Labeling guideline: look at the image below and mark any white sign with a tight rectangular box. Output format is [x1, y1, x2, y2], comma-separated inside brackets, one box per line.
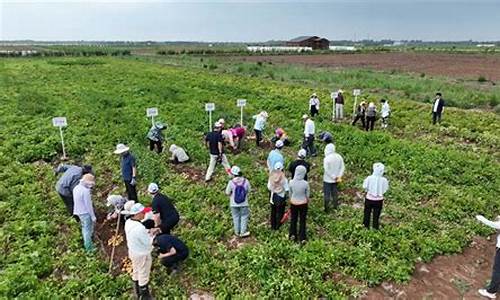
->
[52, 117, 67, 127]
[146, 107, 158, 117]
[205, 103, 215, 112]
[237, 99, 247, 107]
[353, 89, 361, 96]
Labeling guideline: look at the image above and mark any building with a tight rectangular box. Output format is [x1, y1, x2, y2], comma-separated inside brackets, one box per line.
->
[287, 36, 330, 50]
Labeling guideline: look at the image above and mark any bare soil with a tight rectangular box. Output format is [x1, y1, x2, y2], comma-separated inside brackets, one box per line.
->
[363, 236, 496, 299]
[240, 53, 500, 81]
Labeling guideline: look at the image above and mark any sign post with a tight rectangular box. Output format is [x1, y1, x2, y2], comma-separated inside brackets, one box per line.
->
[353, 89, 361, 116]
[236, 99, 247, 125]
[331, 92, 338, 121]
[146, 107, 158, 126]
[52, 117, 68, 159]
[205, 103, 215, 131]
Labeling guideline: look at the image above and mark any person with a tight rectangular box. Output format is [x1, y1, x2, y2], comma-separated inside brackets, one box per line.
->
[114, 144, 138, 200]
[146, 122, 166, 154]
[365, 102, 377, 131]
[225, 166, 251, 237]
[289, 166, 309, 243]
[267, 162, 289, 230]
[380, 99, 391, 129]
[352, 101, 366, 128]
[288, 149, 310, 181]
[230, 124, 246, 149]
[106, 194, 127, 220]
[217, 118, 226, 129]
[267, 140, 285, 172]
[318, 131, 334, 145]
[362, 163, 389, 230]
[309, 93, 320, 117]
[72, 174, 96, 252]
[154, 234, 189, 274]
[252, 111, 268, 147]
[476, 215, 500, 299]
[55, 164, 93, 216]
[124, 203, 154, 300]
[432, 92, 445, 124]
[204, 122, 231, 182]
[148, 183, 180, 235]
[271, 128, 290, 146]
[335, 89, 345, 120]
[222, 129, 237, 150]
[169, 144, 190, 164]
[302, 114, 316, 156]
[323, 144, 345, 212]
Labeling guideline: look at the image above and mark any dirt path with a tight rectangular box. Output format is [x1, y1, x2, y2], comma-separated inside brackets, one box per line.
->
[363, 236, 496, 299]
[239, 53, 500, 81]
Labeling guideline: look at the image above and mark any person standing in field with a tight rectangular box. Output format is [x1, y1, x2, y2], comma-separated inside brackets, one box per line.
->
[225, 166, 251, 238]
[475, 215, 500, 299]
[288, 149, 310, 181]
[267, 140, 285, 173]
[323, 144, 345, 213]
[432, 92, 445, 124]
[148, 183, 180, 235]
[380, 99, 391, 129]
[72, 173, 96, 252]
[365, 102, 377, 131]
[154, 234, 189, 274]
[289, 165, 310, 244]
[267, 162, 289, 230]
[362, 163, 389, 230]
[168, 144, 190, 164]
[309, 93, 320, 117]
[114, 143, 138, 200]
[352, 101, 367, 128]
[252, 111, 268, 147]
[334, 89, 345, 120]
[124, 203, 154, 300]
[204, 122, 231, 182]
[146, 122, 166, 154]
[55, 164, 93, 217]
[302, 114, 317, 157]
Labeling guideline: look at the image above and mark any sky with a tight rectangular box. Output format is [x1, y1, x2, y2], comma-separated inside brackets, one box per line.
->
[1, 0, 500, 42]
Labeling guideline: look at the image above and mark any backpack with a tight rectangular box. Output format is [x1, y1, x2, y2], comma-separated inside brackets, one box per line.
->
[233, 179, 248, 204]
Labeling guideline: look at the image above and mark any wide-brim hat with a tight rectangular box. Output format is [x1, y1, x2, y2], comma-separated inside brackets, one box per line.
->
[114, 143, 130, 154]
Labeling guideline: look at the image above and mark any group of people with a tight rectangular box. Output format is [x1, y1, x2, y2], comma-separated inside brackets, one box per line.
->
[352, 98, 391, 130]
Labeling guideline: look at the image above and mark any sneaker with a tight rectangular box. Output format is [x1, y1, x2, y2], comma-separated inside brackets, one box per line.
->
[240, 232, 250, 238]
[478, 289, 496, 299]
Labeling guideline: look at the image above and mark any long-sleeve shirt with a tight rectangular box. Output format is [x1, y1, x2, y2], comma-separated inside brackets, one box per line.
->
[267, 149, 284, 171]
[253, 115, 266, 131]
[304, 119, 315, 137]
[125, 219, 153, 256]
[323, 144, 345, 183]
[55, 165, 83, 196]
[72, 182, 96, 221]
[309, 97, 320, 110]
[225, 177, 251, 207]
[381, 103, 391, 118]
[477, 216, 500, 248]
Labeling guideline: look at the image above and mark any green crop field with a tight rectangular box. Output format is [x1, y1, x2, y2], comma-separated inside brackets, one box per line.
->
[0, 56, 499, 298]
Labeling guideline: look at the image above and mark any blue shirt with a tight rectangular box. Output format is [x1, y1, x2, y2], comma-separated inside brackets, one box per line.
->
[267, 149, 284, 171]
[55, 165, 83, 196]
[120, 153, 136, 181]
[253, 115, 266, 131]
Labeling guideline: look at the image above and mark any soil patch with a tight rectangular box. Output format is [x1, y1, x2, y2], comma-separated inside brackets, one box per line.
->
[363, 236, 495, 299]
[171, 163, 206, 183]
[239, 53, 500, 81]
[94, 211, 129, 276]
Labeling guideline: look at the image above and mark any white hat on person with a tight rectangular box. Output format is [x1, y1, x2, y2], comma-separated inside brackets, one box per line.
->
[260, 111, 269, 118]
[275, 140, 284, 148]
[148, 183, 159, 194]
[274, 161, 284, 170]
[298, 149, 307, 158]
[230, 166, 241, 176]
[214, 121, 222, 128]
[114, 143, 129, 154]
[302, 114, 309, 119]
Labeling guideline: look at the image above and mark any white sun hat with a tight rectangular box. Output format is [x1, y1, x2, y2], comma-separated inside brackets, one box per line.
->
[114, 143, 129, 154]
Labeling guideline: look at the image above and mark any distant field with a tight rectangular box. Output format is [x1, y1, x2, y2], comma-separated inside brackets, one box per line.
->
[239, 52, 500, 82]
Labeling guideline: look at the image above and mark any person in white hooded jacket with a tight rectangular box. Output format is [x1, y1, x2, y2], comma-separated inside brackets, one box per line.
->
[169, 144, 190, 164]
[362, 163, 389, 229]
[323, 144, 345, 212]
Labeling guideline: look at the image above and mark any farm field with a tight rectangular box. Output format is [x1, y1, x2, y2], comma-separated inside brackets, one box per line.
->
[1, 55, 499, 298]
[237, 52, 500, 82]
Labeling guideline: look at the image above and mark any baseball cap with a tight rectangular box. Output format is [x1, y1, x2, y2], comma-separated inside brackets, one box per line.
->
[275, 140, 284, 148]
[298, 149, 307, 158]
[148, 183, 159, 193]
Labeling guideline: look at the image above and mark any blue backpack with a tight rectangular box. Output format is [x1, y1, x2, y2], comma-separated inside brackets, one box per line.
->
[233, 179, 248, 204]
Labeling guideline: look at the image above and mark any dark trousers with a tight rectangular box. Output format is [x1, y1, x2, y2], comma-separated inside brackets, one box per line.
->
[254, 129, 262, 147]
[289, 203, 308, 242]
[365, 116, 376, 131]
[149, 139, 163, 153]
[363, 199, 383, 229]
[160, 252, 188, 268]
[124, 181, 137, 200]
[310, 106, 319, 117]
[487, 249, 500, 293]
[58, 193, 74, 216]
[323, 182, 338, 212]
[352, 115, 365, 128]
[270, 194, 286, 230]
[160, 218, 179, 235]
[432, 112, 442, 124]
[302, 135, 316, 156]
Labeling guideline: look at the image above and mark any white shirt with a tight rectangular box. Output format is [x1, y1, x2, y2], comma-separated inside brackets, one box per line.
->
[477, 216, 500, 248]
[309, 97, 319, 109]
[323, 144, 345, 183]
[125, 219, 153, 256]
[304, 119, 315, 137]
[381, 102, 391, 118]
[433, 98, 440, 113]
